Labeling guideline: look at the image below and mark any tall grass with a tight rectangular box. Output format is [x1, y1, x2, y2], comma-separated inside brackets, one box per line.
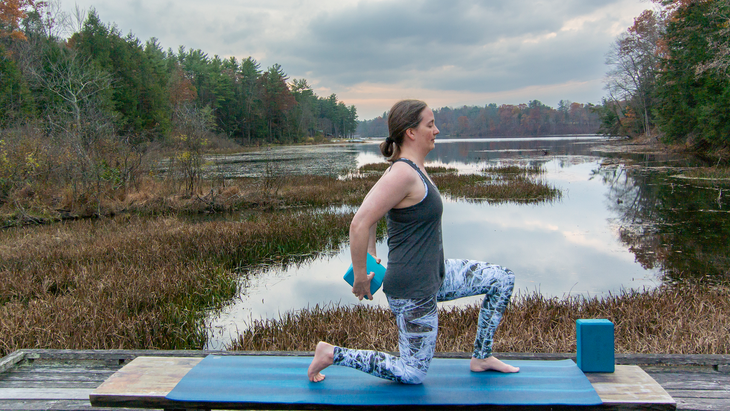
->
[0, 211, 353, 356]
[482, 164, 546, 175]
[230, 285, 730, 355]
[359, 163, 458, 174]
[434, 174, 561, 204]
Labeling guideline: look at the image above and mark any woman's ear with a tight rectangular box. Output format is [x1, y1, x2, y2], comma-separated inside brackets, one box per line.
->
[405, 128, 416, 141]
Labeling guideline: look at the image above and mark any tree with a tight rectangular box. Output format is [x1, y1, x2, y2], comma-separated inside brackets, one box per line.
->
[71, 10, 171, 137]
[694, 0, 730, 78]
[169, 102, 215, 194]
[0, 44, 33, 124]
[0, 0, 34, 41]
[654, 0, 730, 150]
[290, 78, 316, 138]
[239, 56, 261, 144]
[27, 42, 112, 134]
[604, 9, 664, 138]
[257, 64, 295, 142]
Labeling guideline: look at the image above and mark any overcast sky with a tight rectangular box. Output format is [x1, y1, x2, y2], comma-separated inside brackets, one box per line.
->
[60, 0, 651, 119]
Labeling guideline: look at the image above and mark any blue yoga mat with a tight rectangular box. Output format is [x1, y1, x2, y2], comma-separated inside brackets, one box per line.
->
[166, 355, 602, 407]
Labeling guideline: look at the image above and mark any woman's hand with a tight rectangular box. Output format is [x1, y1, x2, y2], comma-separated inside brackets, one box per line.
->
[352, 271, 375, 301]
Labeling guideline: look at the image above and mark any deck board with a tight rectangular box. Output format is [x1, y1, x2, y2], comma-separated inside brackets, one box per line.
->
[587, 366, 675, 407]
[2, 350, 729, 410]
[0, 389, 93, 400]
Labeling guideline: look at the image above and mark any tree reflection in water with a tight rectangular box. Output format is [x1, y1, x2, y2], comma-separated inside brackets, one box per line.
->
[596, 157, 730, 285]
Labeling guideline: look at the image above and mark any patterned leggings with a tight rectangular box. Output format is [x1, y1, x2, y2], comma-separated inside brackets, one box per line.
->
[332, 259, 515, 384]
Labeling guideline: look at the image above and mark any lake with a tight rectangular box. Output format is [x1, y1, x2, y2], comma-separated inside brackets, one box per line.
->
[205, 136, 730, 349]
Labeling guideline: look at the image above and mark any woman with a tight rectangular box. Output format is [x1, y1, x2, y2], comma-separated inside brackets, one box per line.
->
[308, 99, 519, 384]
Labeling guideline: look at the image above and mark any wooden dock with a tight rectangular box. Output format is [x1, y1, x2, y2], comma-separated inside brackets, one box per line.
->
[0, 349, 728, 410]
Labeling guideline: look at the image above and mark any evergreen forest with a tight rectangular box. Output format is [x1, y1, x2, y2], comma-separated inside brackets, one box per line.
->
[0, 4, 358, 144]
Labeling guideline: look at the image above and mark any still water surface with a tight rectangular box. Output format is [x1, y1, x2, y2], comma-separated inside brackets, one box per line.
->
[205, 136, 730, 349]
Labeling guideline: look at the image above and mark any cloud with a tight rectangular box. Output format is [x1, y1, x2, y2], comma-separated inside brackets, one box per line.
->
[62, 0, 650, 119]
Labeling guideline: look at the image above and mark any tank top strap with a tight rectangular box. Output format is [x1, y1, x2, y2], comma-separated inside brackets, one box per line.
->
[392, 158, 430, 200]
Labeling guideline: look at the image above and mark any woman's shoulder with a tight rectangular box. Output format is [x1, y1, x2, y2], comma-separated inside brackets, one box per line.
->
[384, 159, 419, 180]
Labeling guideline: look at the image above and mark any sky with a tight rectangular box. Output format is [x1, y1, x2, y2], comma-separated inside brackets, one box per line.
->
[59, 0, 652, 120]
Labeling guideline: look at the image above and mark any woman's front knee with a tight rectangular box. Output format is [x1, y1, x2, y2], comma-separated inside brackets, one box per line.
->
[399, 371, 426, 385]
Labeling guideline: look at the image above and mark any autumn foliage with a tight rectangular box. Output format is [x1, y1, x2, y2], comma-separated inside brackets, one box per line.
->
[0, 0, 34, 41]
[599, 0, 730, 153]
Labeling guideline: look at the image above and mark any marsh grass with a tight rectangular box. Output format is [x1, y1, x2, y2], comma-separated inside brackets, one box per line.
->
[0, 174, 379, 226]
[355, 162, 556, 203]
[2, 163, 560, 227]
[434, 174, 561, 204]
[0, 211, 353, 356]
[230, 284, 730, 354]
[673, 166, 730, 181]
[425, 165, 458, 174]
[359, 163, 457, 174]
[359, 162, 390, 172]
[434, 163, 559, 203]
[482, 164, 545, 175]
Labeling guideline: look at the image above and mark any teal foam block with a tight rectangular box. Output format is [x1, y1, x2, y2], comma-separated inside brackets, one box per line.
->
[343, 253, 386, 299]
[166, 356, 603, 407]
[576, 319, 615, 373]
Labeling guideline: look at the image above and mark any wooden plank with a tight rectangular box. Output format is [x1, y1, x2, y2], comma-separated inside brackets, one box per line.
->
[89, 356, 201, 409]
[674, 397, 730, 411]
[19, 349, 730, 367]
[648, 376, 730, 390]
[0, 351, 26, 374]
[0, 388, 93, 400]
[0, 380, 102, 389]
[1, 371, 113, 383]
[587, 366, 675, 410]
[16, 361, 123, 371]
[666, 390, 730, 399]
[0, 399, 140, 411]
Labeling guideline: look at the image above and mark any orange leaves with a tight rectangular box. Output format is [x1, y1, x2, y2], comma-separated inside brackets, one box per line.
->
[0, 0, 35, 41]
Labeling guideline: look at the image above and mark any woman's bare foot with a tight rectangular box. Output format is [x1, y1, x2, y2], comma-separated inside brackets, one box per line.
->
[470, 356, 520, 373]
[308, 342, 335, 382]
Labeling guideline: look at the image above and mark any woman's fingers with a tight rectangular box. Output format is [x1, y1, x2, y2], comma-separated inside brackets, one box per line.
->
[353, 272, 375, 300]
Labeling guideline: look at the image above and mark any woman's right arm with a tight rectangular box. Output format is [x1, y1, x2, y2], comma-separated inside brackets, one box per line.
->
[349, 164, 420, 300]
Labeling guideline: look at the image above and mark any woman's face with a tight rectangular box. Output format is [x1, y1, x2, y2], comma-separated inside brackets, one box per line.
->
[411, 107, 440, 151]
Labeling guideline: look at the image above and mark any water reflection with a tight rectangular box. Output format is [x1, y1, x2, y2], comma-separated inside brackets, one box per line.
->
[595, 160, 730, 285]
[206, 136, 675, 349]
[205, 145, 362, 178]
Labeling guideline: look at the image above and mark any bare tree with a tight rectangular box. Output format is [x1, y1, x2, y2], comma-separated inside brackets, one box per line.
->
[604, 9, 664, 137]
[28, 46, 111, 134]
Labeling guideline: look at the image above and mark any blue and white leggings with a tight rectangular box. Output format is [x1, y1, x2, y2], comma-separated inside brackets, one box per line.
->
[332, 259, 515, 384]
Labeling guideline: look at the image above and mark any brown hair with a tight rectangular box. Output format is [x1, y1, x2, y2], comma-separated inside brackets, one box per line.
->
[380, 99, 428, 162]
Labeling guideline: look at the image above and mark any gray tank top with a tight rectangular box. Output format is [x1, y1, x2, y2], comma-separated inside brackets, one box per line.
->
[382, 158, 445, 299]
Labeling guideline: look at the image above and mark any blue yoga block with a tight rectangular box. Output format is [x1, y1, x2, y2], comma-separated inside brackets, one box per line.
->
[576, 319, 615, 373]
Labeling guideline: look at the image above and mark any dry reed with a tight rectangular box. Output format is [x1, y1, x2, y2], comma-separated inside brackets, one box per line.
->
[359, 163, 457, 174]
[2, 161, 557, 226]
[434, 174, 561, 204]
[482, 164, 545, 175]
[0, 211, 353, 356]
[230, 285, 730, 355]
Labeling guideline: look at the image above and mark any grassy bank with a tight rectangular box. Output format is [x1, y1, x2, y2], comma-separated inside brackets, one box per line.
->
[0, 211, 353, 357]
[2, 162, 560, 227]
[230, 284, 730, 355]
